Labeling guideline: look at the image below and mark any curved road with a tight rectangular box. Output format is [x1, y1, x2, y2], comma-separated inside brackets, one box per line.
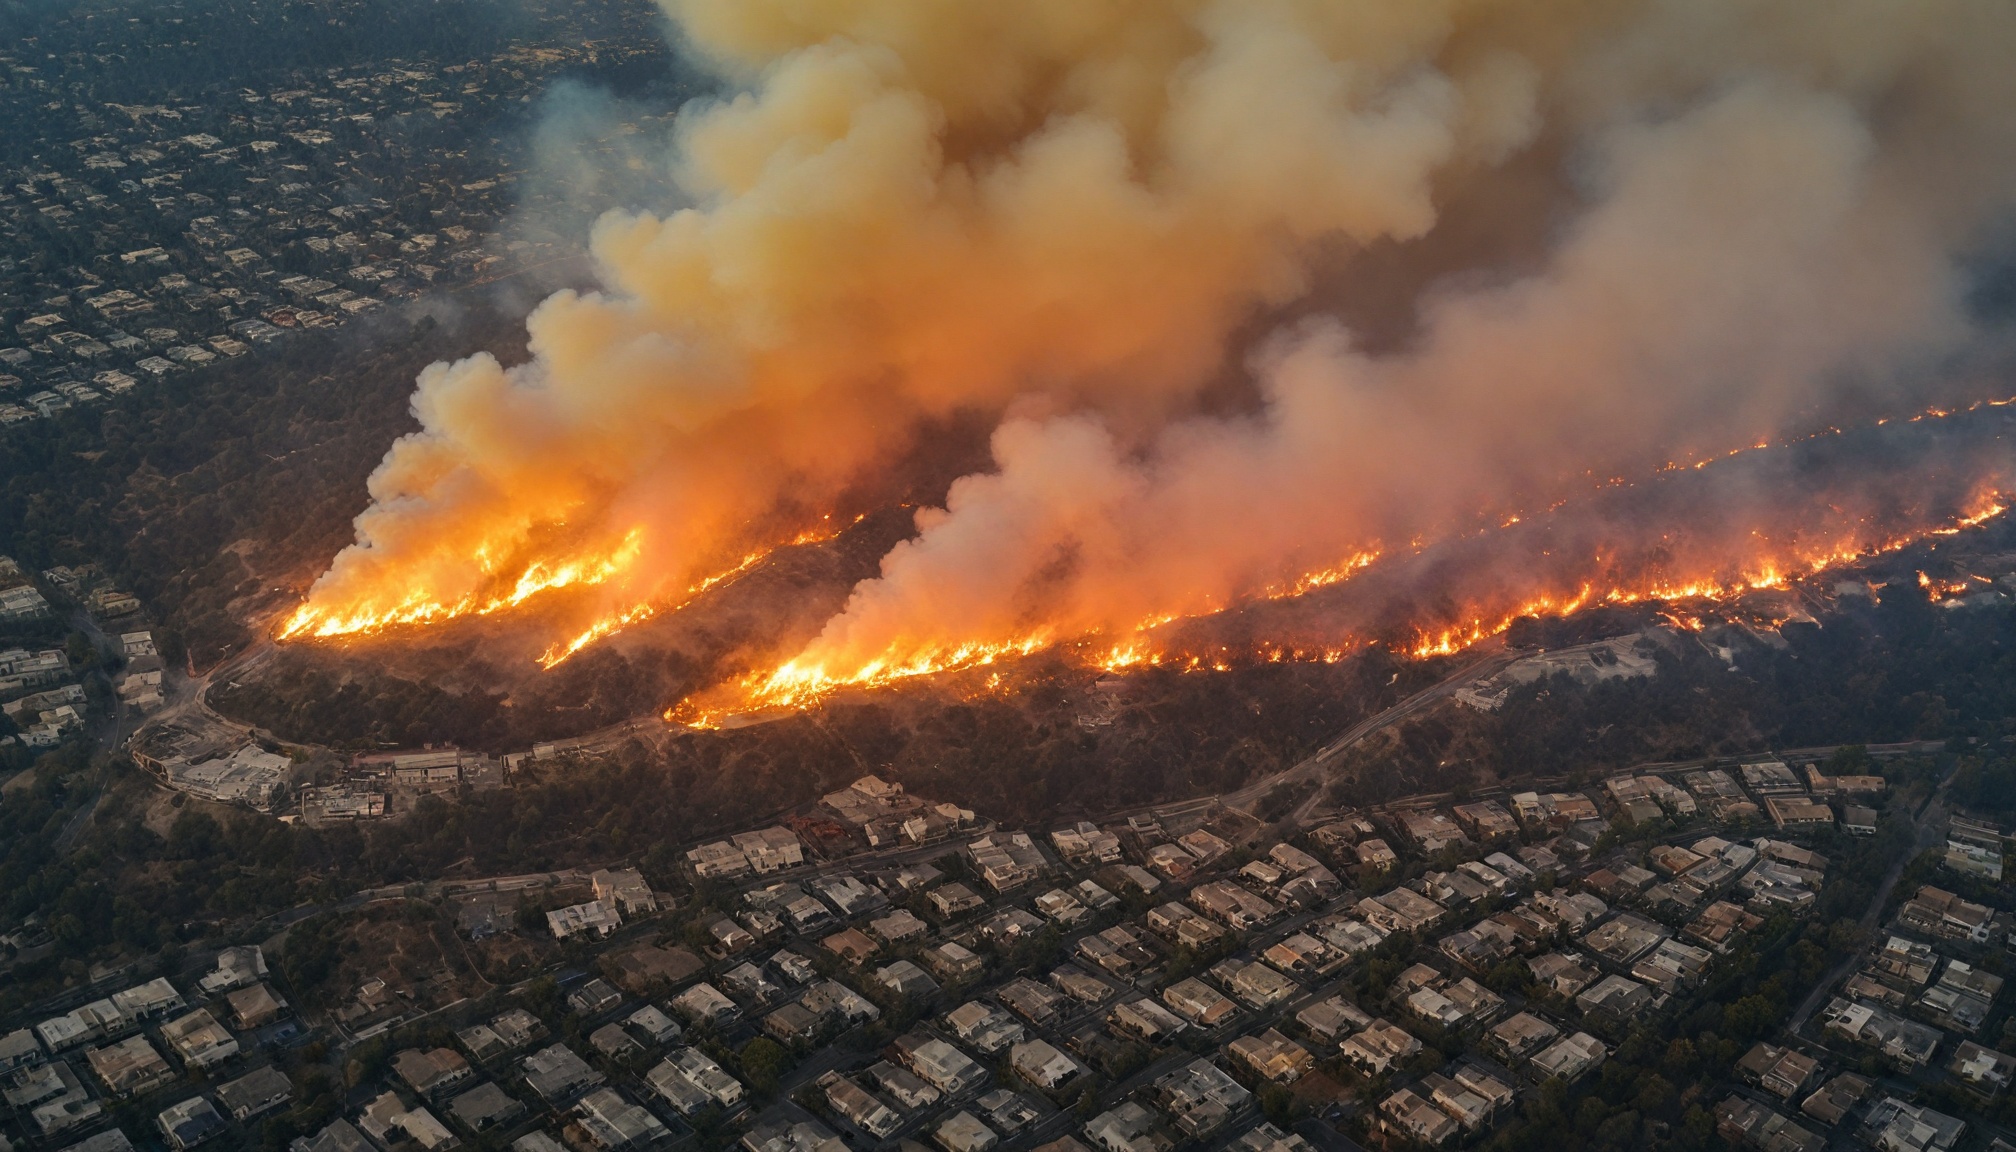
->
[1224, 640, 1519, 823]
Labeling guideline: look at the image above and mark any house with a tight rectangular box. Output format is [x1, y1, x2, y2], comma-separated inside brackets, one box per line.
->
[947, 1002, 1026, 1053]
[896, 1033, 988, 1094]
[1357, 839, 1398, 868]
[1896, 886, 1994, 943]
[161, 1008, 238, 1068]
[1739, 759, 1803, 794]
[547, 899, 620, 941]
[762, 1003, 822, 1044]
[292, 1121, 374, 1152]
[1864, 1098, 1966, 1152]
[867, 1060, 942, 1110]
[742, 1120, 846, 1152]
[158, 1097, 229, 1150]
[227, 983, 288, 1029]
[1799, 1072, 1872, 1126]
[591, 869, 658, 916]
[1420, 1069, 1507, 1131]
[1917, 960, 2002, 1033]
[1227, 1029, 1313, 1083]
[814, 874, 888, 919]
[1035, 889, 1089, 924]
[1010, 1039, 1084, 1090]
[1453, 800, 1519, 840]
[1296, 995, 1373, 1043]
[1311, 915, 1386, 957]
[687, 841, 751, 879]
[1052, 822, 1124, 864]
[1380, 1088, 1457, 1145]
[975, 1088, 1042, 1134]
[803, 980, 881, 1025]
[1488, 1012, 1560, 1062]
[1819, 999, 1943, 1071]
[1439, 920, 1519, 971]
[643, 1058, 715, 1115]
[1079, 925, 1158, 976]
[1050, 964, 1113, 1005]
[1533, 890, 1607, 933]
[0, 1029, 41, 1074]
[446, 1083, 523, 1132]
[1531, 1032, 1607, 1081]
[1950, 1041, 2016, 1091]
[877, 960, 942, 999]
[574, 1088, 667, 1150]
[1394, 810, 1470, 853]
[568, 979, 624, 1017]
[210, 1065, 294, 1121]
[927, 941, 986, 981]
[1341, 1021, 1422, 1075]
[1764, 796, 1834, 830]
[820, 1072, 903, 1139]
[660, 1048, 744, 1108]
[1153, 1059, 1252, 1138]
[200, 947, 267, 994]
[733, 826, 806, 873]
[590, 1024, 641, 1060]
[870, 909, 929, 943]
[930, 883, 987, 917]
[1736, 1043, 1820, 1101]
[1577, 974, 1654, 1019]
[1265, 933, 1344, 976]
[86, 1036, 175, 1097]
[1083, 1102, 1167, 1152]
[1109, 997, 1190, 1043]
[522, 1044, 605, 1103]
[671, 983, 740, 1027]
[1212, 959, 1297, 1009]
[1232, 1124, 1314, 1152]
[772, 950, 819, 984]
[720, 962, 783, 1005]
[1713, 1097, 1823, 1152]
[968, 832, 1047, 892]
[395, 1048, 473, 1097]
[1945, 816, 2005, 880]
[1685, 901, 1764, 952]
[998, 978, 1067, 1026]
[13, 1059, 101, 1136]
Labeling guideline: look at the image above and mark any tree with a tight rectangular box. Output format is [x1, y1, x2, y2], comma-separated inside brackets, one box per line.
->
[739, 1038, 790, 1096]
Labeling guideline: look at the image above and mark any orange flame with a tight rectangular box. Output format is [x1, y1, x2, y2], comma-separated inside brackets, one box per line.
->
[276, 528, 646, 640]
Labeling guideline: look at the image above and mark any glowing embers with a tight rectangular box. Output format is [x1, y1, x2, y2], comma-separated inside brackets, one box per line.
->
[276, 529, 646, 640]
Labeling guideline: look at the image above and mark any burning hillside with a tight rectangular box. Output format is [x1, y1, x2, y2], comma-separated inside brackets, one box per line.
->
[271, 1, 2016, 729]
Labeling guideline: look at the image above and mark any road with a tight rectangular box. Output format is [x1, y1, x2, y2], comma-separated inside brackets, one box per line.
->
[1786, 759, 1957, 1032]
[1222, 642, 1519, 824]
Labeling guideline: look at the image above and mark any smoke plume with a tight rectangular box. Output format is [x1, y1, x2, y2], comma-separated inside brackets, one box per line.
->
[290, 0, 2016, 699]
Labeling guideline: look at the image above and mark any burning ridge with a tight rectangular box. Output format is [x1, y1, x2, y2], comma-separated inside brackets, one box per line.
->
[273, 0, 2016, 733]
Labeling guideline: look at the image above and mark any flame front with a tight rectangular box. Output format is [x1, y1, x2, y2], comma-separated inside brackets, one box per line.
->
[277, 528, 647, 640]
[672, 489, 2010, 725]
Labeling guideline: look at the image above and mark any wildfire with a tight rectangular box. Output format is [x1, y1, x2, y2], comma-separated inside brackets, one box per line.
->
[536, 549, 770, 669]
[665, 486, 2013, 727]
[276, 529, 646, 640]
[670, 634, 1056, 728]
